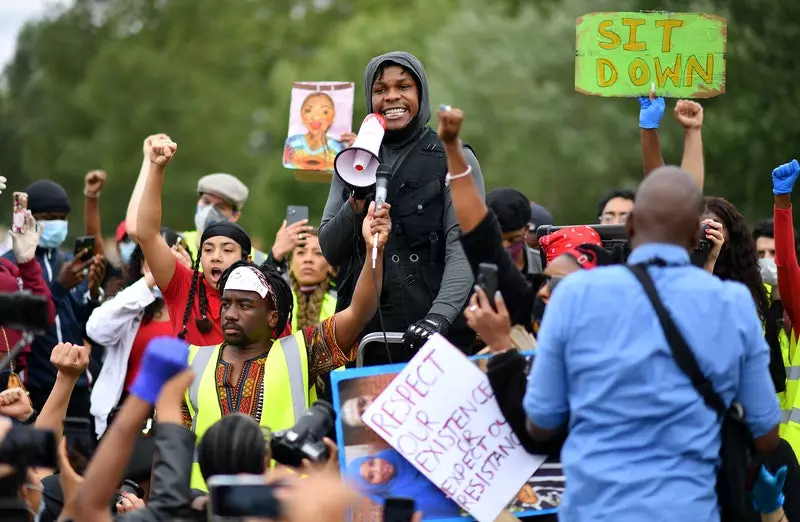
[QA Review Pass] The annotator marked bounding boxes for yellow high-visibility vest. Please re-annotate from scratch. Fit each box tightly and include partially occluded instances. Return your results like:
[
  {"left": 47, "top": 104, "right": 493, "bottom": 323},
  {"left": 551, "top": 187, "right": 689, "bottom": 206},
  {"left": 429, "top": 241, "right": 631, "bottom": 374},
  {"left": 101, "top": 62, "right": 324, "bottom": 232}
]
[
  {"left": 291, "top": 291, "right": 337, "bottom": 333},
  {"left": 185, "top": 332, "right": 317, "bottom": 491}
]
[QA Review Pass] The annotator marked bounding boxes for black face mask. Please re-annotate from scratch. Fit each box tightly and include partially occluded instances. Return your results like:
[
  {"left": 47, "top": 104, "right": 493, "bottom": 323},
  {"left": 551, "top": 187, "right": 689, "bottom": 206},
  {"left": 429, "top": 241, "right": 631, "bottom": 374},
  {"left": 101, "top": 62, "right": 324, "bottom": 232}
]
[{"left": 531, "top": 296, "right": 546, "bottom": 332}]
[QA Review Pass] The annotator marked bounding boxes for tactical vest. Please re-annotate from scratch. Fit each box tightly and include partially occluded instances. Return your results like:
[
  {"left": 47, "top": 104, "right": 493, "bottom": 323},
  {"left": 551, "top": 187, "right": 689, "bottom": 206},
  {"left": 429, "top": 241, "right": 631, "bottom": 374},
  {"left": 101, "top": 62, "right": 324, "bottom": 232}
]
[
  {"left": 336, "top": 128, "right": 475, "bottom": 350},
  {"left": 291, "top": 290, "right": 337, "bottom": 333},
  {"left": 184, "top": 332, "right": 317, "bottom": 491}
]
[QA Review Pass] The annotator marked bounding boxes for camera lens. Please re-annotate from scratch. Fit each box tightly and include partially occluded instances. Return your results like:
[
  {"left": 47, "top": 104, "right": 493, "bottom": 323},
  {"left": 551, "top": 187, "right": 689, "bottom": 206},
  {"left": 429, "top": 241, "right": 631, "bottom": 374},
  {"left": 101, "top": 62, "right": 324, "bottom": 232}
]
[{"left": 292, "top": 400, "right": 335, "bottom": 440}]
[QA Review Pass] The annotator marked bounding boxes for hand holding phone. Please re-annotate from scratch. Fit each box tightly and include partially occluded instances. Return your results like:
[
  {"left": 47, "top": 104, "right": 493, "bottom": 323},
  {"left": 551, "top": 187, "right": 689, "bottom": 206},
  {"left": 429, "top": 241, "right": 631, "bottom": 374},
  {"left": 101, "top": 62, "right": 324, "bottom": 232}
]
[
  {"left": 477, "top": 263, "right": 499, "bottom": 309},
  {"left": 74, "top": 235, "right": 96, "bottom": 262}
]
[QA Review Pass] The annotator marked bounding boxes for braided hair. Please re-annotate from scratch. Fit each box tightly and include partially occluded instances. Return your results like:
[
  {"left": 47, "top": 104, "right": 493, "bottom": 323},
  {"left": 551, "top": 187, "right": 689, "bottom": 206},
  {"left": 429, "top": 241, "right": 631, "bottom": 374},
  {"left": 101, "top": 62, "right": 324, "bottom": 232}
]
[
  {"left": 288, "top": 229, "right": 331, "bottom": 330},
  {"left": 218, "top": 260, "right": 294, "bottom": 339}
]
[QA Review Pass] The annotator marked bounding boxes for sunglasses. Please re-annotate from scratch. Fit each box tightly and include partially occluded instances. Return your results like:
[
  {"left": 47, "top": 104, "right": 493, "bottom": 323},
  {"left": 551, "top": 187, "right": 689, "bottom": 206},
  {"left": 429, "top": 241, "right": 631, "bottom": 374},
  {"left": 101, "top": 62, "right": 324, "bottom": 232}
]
[{"left": 531, "top": 274, "right": 563, "bottom": 293}]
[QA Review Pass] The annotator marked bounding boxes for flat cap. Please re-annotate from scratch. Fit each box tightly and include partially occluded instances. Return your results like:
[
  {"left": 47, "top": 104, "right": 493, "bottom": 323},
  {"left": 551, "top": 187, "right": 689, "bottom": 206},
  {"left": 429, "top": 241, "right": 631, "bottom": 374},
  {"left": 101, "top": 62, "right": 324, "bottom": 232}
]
[{"left": 197, "top": 173, "right": 249, "bottom": 211}]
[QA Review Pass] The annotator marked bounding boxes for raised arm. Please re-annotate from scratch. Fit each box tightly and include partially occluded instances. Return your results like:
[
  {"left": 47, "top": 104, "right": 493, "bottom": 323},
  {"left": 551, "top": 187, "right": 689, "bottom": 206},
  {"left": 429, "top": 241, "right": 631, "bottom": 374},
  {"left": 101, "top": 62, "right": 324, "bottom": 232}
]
[
  {"left": 83, "top": 170, "right": 107, "bottom": 257},
  {"left": 639, "top": 92, "right": 666, "bottom": 176},
  {"left": 772, "top": 160, "right": 800, "bottom": 327},
  {"left": 332, "top": 201, "right": 389, "bottom": 350},
  {"left": 674, "top": 100, "right": 705, "bottom": 190},
  {"left": 126, "top": 135, "right": 178, "bottom": 291}
]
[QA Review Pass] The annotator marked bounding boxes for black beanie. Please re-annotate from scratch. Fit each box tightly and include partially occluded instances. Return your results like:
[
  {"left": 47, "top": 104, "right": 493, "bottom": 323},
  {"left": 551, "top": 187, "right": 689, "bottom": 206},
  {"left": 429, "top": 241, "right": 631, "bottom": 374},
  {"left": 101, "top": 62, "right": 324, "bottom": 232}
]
[
  {"left": 486, "top": 188, "right": 531, "bottom": 233},
  {"left": 26, "top": 180, "right": 71, "bottom": 215}
]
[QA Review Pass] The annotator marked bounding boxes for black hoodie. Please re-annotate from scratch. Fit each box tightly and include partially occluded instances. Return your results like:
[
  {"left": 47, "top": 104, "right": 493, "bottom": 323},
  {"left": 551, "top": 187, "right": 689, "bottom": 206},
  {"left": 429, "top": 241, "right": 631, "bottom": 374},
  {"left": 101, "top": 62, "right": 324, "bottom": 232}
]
[{"left": 319, "top": 51, "right": 485, "bottom": 328}]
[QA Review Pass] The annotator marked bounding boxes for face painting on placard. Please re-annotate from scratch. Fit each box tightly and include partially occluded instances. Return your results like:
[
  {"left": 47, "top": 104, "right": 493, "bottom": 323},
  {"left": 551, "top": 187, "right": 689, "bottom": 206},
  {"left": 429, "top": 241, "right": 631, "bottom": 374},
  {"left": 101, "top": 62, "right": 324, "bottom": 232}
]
[
  {"left": 331, "top": 344, "right": 559, "bottom": 522},
  {"left": 575, "top": 11, "right": 727, "bottom": 98},
  {"left": 283, "top": 81, "right": 354, "bottom": 172}
]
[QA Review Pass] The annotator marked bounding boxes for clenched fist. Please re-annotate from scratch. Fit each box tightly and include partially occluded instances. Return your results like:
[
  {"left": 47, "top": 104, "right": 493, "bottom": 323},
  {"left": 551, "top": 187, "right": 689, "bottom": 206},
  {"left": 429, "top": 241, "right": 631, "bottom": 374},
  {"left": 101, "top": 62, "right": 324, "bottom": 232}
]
[
  {"left": 0, "top": 388, "right": 33, "bottom": 422},
  {"left": 84, "top": 170, "right": 107, "bottom": 195},
  {"left": 674, "top": 100, "right": 703, "bottom": 130},
  {"left": 147, "top": 135, "right": 178, "bottom": 167},
  {"left": 438, "top": 104, "right": 464, "bottom": 145},
  {"left": 143, "top": 133, "right": 170, "bottom": 156},
  {"left": 50, "top": 342, "right": 89, "bottom": 379}
]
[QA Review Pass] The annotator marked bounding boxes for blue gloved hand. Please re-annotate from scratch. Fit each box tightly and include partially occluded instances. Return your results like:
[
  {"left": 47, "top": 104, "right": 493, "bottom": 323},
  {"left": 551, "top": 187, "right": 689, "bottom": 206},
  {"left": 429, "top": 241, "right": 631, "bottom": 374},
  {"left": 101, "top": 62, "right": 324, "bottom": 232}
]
[
  {"left": 638, "top": 96, "right": 666, "bottom": 129},
  {"left": 752, "top": 464, "right": 787, "bottom": 513},
  {"left": 772, "top": 159, "right": 800, "bottom": 195},
  {"left": 130, "top": 336, "right": 190, "bottom": 405}
]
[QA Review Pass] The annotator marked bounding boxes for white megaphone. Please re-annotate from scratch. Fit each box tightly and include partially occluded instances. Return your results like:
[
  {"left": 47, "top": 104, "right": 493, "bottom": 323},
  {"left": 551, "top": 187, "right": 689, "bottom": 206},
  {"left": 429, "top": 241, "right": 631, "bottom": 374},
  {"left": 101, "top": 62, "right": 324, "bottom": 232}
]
[{"left": 334, "top": 113, "right": 386, "bottom": 187}]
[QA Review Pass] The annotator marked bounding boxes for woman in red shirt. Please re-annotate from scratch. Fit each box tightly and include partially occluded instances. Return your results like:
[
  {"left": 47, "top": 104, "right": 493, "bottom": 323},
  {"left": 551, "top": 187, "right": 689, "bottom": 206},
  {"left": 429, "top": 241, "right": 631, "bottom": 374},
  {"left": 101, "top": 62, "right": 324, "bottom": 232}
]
[{"left": 126, "top": 136, "right": 256, "bottom": 346}]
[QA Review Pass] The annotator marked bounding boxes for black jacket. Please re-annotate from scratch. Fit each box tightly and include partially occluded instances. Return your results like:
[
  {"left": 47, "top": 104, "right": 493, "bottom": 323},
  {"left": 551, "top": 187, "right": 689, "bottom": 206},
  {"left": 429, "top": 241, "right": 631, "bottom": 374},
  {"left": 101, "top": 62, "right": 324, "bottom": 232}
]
[{"left": 460, "top": 211, "right": 536, "bottom": 329}]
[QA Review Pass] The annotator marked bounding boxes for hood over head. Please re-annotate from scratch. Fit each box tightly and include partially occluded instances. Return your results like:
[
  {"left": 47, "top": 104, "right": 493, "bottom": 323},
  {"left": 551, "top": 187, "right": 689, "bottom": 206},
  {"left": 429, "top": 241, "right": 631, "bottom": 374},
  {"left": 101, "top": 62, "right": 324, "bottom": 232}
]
[{"left": 363, "top": 51, "right": 430, "bottom": 148}]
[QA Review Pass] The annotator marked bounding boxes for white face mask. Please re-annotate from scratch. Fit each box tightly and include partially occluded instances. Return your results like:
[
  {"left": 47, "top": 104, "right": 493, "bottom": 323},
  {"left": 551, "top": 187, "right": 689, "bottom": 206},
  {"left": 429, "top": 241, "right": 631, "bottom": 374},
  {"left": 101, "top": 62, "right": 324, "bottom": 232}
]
[
  {"left": 194, "top": 204, "right": 227, "bottom": 234},
  {"left": 760, "top": 257, "right": 778, "bottom": 286}
]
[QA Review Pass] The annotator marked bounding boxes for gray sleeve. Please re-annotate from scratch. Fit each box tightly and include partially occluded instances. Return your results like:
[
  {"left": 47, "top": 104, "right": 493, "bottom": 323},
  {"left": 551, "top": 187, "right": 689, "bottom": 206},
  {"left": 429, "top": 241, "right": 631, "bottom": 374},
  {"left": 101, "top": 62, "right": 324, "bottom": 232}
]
[
  {"left": 429, "top": 147, "right": 486, "bottom": 322},
  {"left": 318, "top": 173, "right": 364, "bottom": 267}
]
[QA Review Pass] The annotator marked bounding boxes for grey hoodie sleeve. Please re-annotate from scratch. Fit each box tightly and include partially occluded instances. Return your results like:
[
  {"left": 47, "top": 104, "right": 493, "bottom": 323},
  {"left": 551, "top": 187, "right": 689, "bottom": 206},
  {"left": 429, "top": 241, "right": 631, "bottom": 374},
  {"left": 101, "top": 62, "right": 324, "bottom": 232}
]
[
  {"left": 429, "top": 147, "right": 485, "bottom": 322},
  {"left": 318, "top": 173, "right": 365, "bottom": 267}
]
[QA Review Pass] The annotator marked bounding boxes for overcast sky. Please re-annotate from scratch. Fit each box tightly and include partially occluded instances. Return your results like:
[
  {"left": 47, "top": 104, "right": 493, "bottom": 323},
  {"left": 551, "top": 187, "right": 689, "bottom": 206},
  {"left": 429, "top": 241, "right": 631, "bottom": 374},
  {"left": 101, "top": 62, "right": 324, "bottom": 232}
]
[{"left": 0, "top": 0, "right": 68, "bottom": 68}]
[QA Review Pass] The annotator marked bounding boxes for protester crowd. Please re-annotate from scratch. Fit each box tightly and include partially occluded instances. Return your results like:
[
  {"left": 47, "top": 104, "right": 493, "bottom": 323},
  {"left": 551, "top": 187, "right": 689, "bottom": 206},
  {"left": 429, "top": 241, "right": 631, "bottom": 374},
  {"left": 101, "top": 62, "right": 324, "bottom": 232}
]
[{"left": 0, "top": 48, "right": 796, "bottom": 522}]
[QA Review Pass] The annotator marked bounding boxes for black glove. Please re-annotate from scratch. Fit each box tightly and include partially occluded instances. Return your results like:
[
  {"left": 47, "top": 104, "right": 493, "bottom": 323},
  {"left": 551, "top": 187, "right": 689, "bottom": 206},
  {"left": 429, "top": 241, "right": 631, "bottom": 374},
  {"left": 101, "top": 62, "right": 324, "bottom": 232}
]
[{"left": 403, "top": 313, "right": 451, "bottom": 352}]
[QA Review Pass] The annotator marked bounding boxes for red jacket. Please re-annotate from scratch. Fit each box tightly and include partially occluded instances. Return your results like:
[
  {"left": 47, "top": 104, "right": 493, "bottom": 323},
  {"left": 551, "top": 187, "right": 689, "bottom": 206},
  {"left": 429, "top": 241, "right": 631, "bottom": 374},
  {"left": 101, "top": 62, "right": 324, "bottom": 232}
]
[{"left": 0, "top": 257, "right": 57, "bottom": 374}]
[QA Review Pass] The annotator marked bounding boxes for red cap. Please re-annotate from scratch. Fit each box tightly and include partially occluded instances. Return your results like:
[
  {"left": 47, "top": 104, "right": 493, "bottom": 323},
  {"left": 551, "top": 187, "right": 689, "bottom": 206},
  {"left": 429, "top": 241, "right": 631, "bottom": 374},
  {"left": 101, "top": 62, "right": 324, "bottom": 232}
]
[
  {"left": 538, "top": 226, "right": 602, "bottom": 267},
  {"left": 115, "top": 221, "right": 128, "bottom": 243}
]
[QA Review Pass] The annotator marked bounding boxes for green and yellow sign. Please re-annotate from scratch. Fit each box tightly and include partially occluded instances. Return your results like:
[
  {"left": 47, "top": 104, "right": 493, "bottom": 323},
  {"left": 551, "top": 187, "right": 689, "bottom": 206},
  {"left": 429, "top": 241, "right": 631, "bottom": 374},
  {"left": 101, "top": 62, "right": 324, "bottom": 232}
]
[{"left": 575, "top": 11, "right": 726, "bottom": 98}]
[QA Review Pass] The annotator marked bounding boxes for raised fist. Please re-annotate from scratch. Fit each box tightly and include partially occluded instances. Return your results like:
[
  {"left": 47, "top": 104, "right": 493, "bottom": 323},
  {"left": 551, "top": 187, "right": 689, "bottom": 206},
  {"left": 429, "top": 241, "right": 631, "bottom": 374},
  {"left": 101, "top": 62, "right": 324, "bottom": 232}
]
[
  {"left": 147, "top": 135, "right": 177, "bottom": 167},
  {"left": 84, "top": 170, "right": 107, "bottom": 195},
  {"left": 143, "top": 133, "right": 170, "bottom": 156},
  {"left": 50, "top": 342, "right": 89, "bottom": 378},
  {"left": 437, "top": 105, "right": 464, "bottom": 145},
  {"left": 674, "top": 100, "right": 703, "bottom": 130}
]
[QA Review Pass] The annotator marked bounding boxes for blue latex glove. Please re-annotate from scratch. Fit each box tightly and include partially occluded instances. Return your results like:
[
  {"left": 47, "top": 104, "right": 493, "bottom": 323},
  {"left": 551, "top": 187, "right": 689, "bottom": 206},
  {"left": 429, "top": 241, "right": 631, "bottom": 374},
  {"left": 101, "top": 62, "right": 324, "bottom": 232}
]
[
  {"left": 130, "top": 336, "right": 190, "bottom": 405},
  {"left": 638, "top": 96, "right": 666, "bottom": 129},
  {"left": 752, "top": 464, "right": 787, "bottom": 513},
  {"left": 772, "top": 159, "right": 800, "bottom": 195}
]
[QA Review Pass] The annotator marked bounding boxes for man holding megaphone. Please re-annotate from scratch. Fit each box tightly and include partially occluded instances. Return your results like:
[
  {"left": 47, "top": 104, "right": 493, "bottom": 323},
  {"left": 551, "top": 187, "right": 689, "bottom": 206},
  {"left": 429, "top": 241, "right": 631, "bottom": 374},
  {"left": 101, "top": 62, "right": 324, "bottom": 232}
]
[{"left": 319, "top": 51, "right": 485, "bottom": 358}]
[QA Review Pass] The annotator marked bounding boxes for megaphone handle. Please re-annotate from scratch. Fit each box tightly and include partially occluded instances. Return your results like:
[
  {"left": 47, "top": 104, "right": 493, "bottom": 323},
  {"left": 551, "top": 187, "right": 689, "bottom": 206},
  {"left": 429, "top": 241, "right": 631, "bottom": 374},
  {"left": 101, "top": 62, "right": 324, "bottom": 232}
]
[{"left": 372, "top": 233, "right": 379, "bottom": 269}]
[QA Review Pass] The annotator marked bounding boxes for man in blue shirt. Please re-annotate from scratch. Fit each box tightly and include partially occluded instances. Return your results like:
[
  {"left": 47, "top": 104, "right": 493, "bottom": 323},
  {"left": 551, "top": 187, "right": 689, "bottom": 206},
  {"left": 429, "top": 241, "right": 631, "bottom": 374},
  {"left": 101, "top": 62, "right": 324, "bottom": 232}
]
[{"left": 524, "top": 166, "right": 780, "bottom": 521}]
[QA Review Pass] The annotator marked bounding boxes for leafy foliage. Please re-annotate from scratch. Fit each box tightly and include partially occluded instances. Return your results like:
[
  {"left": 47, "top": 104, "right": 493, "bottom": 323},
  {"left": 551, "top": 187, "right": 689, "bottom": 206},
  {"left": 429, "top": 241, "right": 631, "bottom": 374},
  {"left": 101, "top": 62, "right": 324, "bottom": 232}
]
[{"left": 0, "top": 0, "right": 797, "bottom": 244}]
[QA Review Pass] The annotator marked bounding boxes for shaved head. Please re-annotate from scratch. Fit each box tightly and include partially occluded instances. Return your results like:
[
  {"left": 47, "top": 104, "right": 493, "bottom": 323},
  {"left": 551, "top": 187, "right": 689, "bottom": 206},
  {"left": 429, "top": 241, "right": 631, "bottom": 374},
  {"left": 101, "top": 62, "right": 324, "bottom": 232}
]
[{"left": 627, "top": 166, "right": 704, "bottom": 251}]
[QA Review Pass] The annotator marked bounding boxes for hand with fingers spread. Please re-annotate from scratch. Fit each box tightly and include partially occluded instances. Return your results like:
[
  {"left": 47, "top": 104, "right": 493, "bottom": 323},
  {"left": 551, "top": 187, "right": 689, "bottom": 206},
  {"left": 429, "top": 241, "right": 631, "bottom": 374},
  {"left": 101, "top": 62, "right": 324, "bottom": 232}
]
[
  {"left": 57, "top": 254, "right": 92, "bottom": 290},
  {"left": 362, "top": 201, "right": 391, "bottom": 251},
  {"left": 272, "top": 219, "right": 314, "bottom": 262},
  {"left": 771, "top": 159, "right": 800, "bottom": 196},
  {"left": 638, "top": 89, "right": 666, "bottom": 129},
  {"left": 702, "top": 219, "right": 725, "bottom": 274},
  {"left": 437, "top": 105, "right": 464, "bottom": 145},
  {"left": 84, "top": 169, "right": 107, "bottom": 197},
  {"left": 464, "top": 286, "right": 512, "bottom": 353},
  {"left": 51, "top": 342, "right": 90, "bottom": 379},
  {"left": 10, "top": 210, "right": 42, "bottom": 263},
  {"left": 0, "top": 387, "right": 34, "bottom": 422},
  {"left": 147, "top": 135, "right": 178, "bottom": 167},
  {"left": 674, "top": 99, "right": 703, "bottom": 130}
]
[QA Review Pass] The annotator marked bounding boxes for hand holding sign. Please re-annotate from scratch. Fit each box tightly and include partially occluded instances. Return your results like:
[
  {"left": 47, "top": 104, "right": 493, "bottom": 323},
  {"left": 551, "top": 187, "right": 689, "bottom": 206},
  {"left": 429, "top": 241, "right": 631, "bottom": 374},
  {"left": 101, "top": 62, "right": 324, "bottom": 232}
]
[{"left": 638, "top": 85, "right": 666, "bottom": 129}]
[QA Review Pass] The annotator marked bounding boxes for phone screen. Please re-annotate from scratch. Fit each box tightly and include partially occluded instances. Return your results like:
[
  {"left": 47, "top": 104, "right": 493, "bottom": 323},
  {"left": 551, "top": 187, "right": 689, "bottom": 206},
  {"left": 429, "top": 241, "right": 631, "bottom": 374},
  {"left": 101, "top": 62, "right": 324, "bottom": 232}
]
[
  {"left": 73, "top": 235, "right": 96, "bottom": 261},
  {"left": 210, "top": 483, "right": 282, "bottom": 518},
  {"left": 12, "top": 192, "right": 27, "bottom": 234},
  {"left": 477, "top": 263, "right": 499, "bottom": 307},
  {"left": 63, "top": 417, "right": 96, "bottom": 475},
  {"left": 286, "top": 205, "right": 310, "bottom": 227},
  {"left": 384, "top": 497, "right": 416, "bottom": 522}
]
